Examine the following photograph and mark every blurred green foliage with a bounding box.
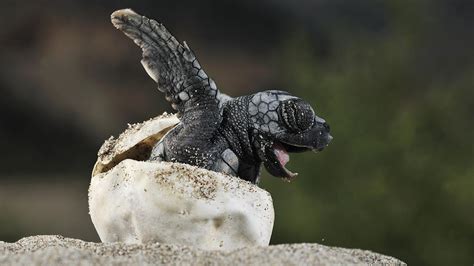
[262,2,474,265]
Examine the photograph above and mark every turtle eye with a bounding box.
[279,99,315,132]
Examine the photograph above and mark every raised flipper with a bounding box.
[111,9,230,123]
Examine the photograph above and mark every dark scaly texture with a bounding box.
[111,9,332,184]
[111,9,230,117]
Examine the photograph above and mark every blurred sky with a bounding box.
[1,0,473,265]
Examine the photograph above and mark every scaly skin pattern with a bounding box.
[111,9,332,184]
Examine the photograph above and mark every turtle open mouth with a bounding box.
[263,135,332,180]
[263,142,308,180]
[272,142,298,179]
[261,120,332,180]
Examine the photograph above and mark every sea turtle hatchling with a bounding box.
[111,9,332,184]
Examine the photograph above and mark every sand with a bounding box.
[0,235,405,265]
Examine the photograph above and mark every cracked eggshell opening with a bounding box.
[89,113,274,251]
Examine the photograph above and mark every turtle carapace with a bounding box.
[111,9,332,184]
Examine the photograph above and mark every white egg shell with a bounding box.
[89,113,274,251]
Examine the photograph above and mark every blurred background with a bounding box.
[0,0,473,264]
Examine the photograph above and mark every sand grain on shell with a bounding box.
[154,162,218,200]
[153,161,269,201]
[96,112,176,162]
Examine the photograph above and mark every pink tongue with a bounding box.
[273,143,290,166]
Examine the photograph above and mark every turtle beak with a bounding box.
[278,121,332,152]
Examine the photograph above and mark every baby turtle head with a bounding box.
[248,90,332,180]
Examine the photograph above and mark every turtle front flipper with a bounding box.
[111,9,230,123]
